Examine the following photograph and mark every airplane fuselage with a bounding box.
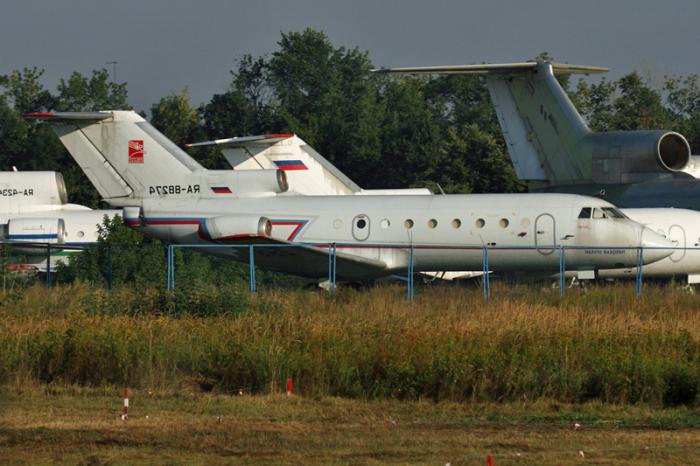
[132,193,668,279]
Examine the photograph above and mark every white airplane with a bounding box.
[24,111,673,281]
[374,61,700,283]
[0,170,119,272]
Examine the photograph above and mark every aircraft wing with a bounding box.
[372,62,609,75]
[212,235,389,280]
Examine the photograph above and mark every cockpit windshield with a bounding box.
[578,207,628,220]
[602,207,627,219]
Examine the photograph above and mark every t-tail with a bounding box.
[24,111,289,207]
[375,61,693,187]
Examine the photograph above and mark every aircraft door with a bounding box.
[352,214,370,241]
[668,224,686,262]
[534,213,556,254]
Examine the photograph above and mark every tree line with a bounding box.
[3,28,700,210]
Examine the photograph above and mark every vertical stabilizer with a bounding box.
[374,62,608,184]
[25,111,203,204]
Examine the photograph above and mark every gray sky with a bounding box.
[2,0,699,112]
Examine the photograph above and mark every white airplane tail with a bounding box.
[25,111,203,203]
[187,134,362,195]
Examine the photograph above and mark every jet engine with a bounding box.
[204,215,272,241]
[3,217,66,254]
[589,131,690,184]
[205,169,288,198]
[0,171,68,212]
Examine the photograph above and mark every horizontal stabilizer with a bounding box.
[24,111,113,121]
[185,134,294,148]
[373,62,608,75]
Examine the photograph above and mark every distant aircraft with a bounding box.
[24,111,672,280]
[0,171,119,272]
[376,61,700,282]
[375,61,700,210]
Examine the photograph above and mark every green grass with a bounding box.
[1,282,699,406]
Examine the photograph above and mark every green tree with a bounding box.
[55,69,129,111]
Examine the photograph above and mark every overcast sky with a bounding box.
[2,0,699,112]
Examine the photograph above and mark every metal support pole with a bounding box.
[45,243,51,288]
[482,247,490,300]
[249,245,256,293]
[559,246,566,296]
[636,247,644,298]
[107,243,113,290]
[332,243,337,292]
[407,244,414,301]
[167,245,174,290]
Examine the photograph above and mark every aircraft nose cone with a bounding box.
[640,227,674,264]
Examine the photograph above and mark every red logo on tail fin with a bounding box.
[128,140,144,164]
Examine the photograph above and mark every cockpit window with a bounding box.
[578,207,592,219]
[592,208,606,219]
[602,207,627,219]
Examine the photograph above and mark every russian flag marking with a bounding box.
[274,160,307,171]
[211,186,232,194]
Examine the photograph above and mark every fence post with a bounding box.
[45,243,51,288]
[407,244,414,301]
[482,247,490,300]
[635,247,644,298]
[249,245,256,293]
[332,243,337,292]
[559,245,566,296]
[167,245,174,290]
[107,243,113,290]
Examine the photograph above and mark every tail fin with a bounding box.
[376,62,607,184]
[25,111,203,203]
[376,62,691,187]
[187,133,362,195]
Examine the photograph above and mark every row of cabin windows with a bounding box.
[355,217,512,230]
[578,207,627,219]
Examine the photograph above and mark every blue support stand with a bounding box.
[635,247,644,298]
[407,244,414,301]
[482,247,490,300]
[45,243,51,288]
[328,243,337,293]
[249,245,256,293]
[559,246,566,296]
[166,245,174,290]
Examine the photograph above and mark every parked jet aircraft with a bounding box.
[375,61,700,210]
[376,61,700,282]
[24,111,673,280]
[0,171,119,272]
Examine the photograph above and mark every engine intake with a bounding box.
[658,132,690,171]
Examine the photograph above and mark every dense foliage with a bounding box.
[4,29,700,206]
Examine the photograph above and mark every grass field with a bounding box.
[2,385,700,465]
[1,282,700,464]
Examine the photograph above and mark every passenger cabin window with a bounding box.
[578,208,592,219]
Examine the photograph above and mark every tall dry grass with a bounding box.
[1,282,699,405]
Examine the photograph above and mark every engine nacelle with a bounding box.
[6,217,66,244]
[204,169,288,198]
[590,131,690,183]
[204,215,272,241]
[0,172,68,212]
